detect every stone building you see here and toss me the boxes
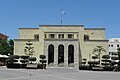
[14,25,108,69]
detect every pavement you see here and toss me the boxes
[0,66,120,80]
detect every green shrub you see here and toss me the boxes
[39,55,47,69]
[102,55,110,59]
[101,63,111,66]
[79,65,92,70]
[20,59,29,63]
[37,64,46,69]
[103,66,114,71]
[28,57,36,61]
[39,55,46,59]
[20,55,29,59]
[9,55,19,59]
[101,60,111,62]
[7,63,20,68]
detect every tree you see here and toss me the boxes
[111,52,119,66]
[39,55,47,69]
[0,39,14,55]
[92,46,106,64]
[88,55,99,67]
[81,58,87,65]
[101,55,111,66]
[117,48,120,66]
[28,57,36,64]
[8,39,14,55]
[24,41,35,57]
[20,55,29,68]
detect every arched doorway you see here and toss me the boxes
[58,44,64,64]
[48,44,54,65]
[68,45,74,64]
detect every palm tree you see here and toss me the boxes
[92,46,106,64]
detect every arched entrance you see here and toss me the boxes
[58,45,64,65]
[68,45,74,64]
[48,44,54,65]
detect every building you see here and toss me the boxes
[14,25,108,69]
[0,33,8,41]
[109,38,120,53]
[109,38,120,61]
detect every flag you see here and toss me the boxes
[61,9,66,14]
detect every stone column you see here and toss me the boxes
[44,43,48,66]
[64,43,68,67]
[74,42,79,69]
[54,44,58,67]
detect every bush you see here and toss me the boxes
[40,60,47,64]
[92,56,98,59]
[79,65,92,70]
[88,61,99,64]
[81,62,86,65]
[111,57,119,60]
[101,60,111,62]
[28,57,36,62]
[111,61,118,66]
[39,55,47,69]
[20,64,27,68]
[37,64,46,69]
[39,55,46,59]
[20,55,29,59]
[20,59,29,63]
[6,55,20,68]
[102,55,110,59]
[103,66,114,71]
[101,63,111,66]
[6,59,13,63]
[9,55,19,59]
[7,63,20,68]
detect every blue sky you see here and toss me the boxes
[0,0,120,39]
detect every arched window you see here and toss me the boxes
[68,45,74,64]
[48,44,54,64]
[84,35,89,40]
[58,44,64,64]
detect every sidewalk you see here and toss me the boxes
[0,66,120,80]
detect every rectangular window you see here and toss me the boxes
[84,35,89,41]
[44,34,47,38]
[34,34,39,40]
[58,34,64,39]
[111,45,113,47]
[49,34,55,38]
[117,44,119,47]
[68,34,74,39]
[114,39,119,42]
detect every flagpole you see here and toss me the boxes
[61,8,63,26]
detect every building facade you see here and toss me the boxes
[0,33,8,41]
[14,25,108,69]
[109,38,120,61]
[109,38,120,53]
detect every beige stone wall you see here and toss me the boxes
[19,28,39,39]
[14,40,42,62]
[84,29,106,40]
[82,41,109,62]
